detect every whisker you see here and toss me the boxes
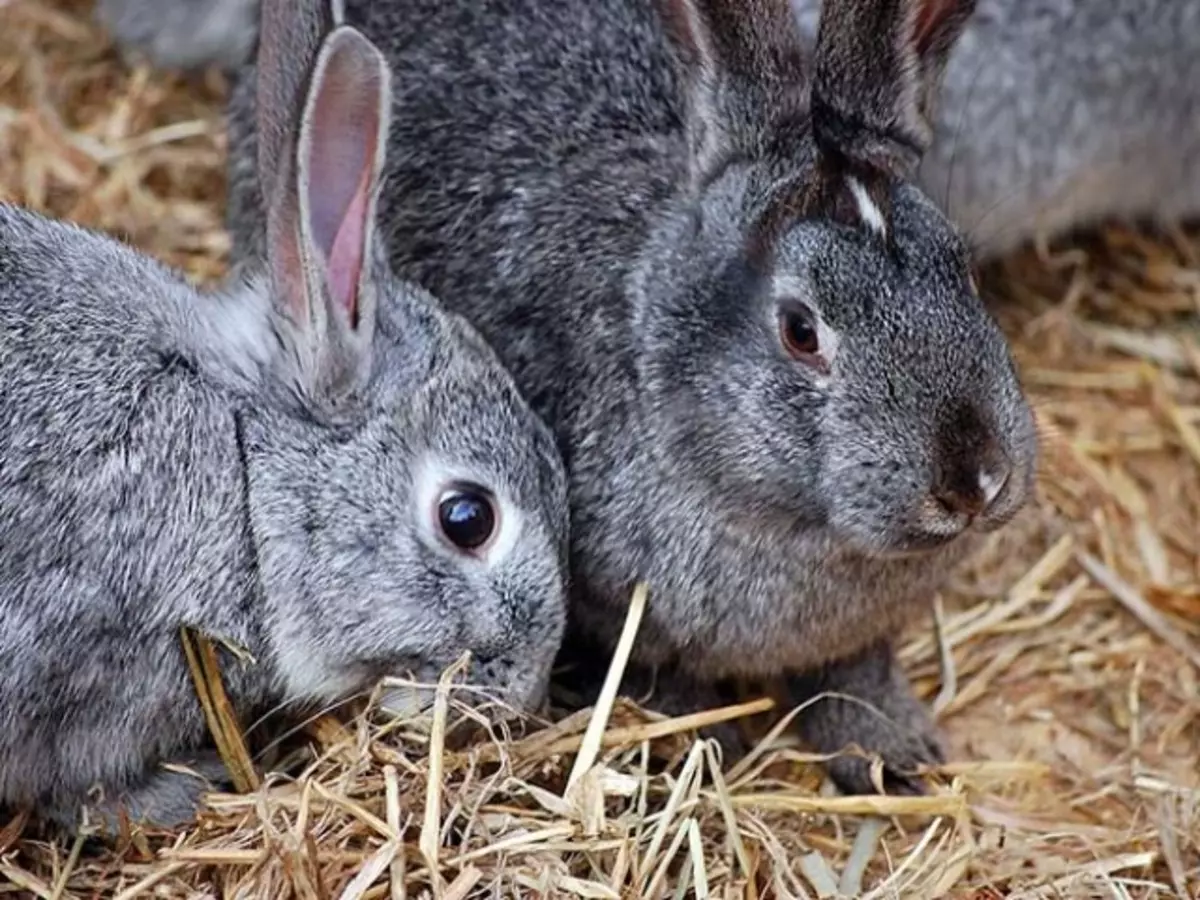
[963,183,1048,257]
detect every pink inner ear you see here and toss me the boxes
[325,163,372,329]
[301,35,384,333]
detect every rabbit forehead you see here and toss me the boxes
[773,190,974,331]
[367,287,566,522]
[399,366,566,525]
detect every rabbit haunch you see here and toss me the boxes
[0,12,567,833]
[223,0,1037,794]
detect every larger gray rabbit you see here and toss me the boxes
[0,3,568,832]
[220,0,1040,794]
[97,0,1200,255]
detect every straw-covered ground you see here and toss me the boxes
[1,1,1197,897]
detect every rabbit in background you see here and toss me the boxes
[789,0,1200,257]
[96,0,259,71]
[222,0,1038,794]
[0,0,568,833]
[95,0,1200,256]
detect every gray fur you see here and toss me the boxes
[795,0,1200,256]
[225,0,1037,794]
[0,9,568,833]
[96,0,259,71]
[105,0,1200,255]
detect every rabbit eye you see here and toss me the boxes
[437,485,498,553]
[778,302,822,362]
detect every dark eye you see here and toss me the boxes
[437,486,497,553]
[778,302,821,359]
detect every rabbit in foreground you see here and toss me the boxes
[224,0,1038,794]
[0,7,568,832]
[97,0,1200,257]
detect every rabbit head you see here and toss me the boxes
[242,1,568,717]
[634,0,1036,559]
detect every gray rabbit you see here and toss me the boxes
[96,0,1200,257]
[219,0,1039,794]
[0,3,568,833]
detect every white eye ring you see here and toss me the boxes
[414,458,523,566]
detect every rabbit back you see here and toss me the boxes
[112,0,1200,255]
[0,204,272,814]
[96,0,259,70]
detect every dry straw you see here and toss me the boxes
[1,1,1198,897]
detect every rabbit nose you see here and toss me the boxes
[932,464,1009,520]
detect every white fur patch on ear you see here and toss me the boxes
[414,457,524,567]
[846,176,888,236]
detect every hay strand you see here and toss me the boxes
[567,582,648,791]
[179,626,260,794]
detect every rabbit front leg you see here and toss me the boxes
[44,752,231,835]
[628,664,754,759]
[787,641,943,796]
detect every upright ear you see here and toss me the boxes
[657,0,809,183]
[255,0,334,203]
[810,0,975,178]
[263,25,392,400]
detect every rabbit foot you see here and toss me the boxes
[787,641,944,796]
[49,752,232,835]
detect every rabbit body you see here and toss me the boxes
[0,11,568,831]
[96,0,259,71]
[221,0,1039,793]
[0,204,273,827]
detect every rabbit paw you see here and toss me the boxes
[787,642,944,796]
[50,752,232,835]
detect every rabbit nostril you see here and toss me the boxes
[931,483,987,519]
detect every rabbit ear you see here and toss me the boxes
[810,0,975,179]
[255,0,334,201]
[657,0,809,182]
[263,24,392,398]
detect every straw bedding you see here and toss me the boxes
[0,1,1197,897]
